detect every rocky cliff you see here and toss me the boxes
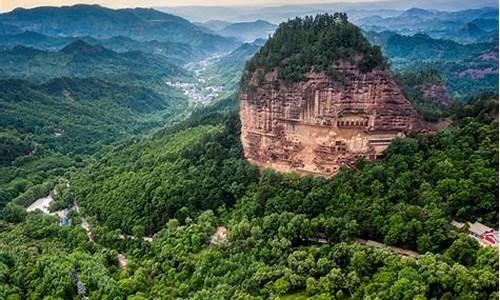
[240,65,421,176]
[240,14,423,176]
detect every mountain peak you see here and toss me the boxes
[11,45,44,55]
[242,13,385,82]
[402,8,435,18]
[240,13,421,176]
[0,5,238,53]
[61,40,110,55]
[254,20,274,25]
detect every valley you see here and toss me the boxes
[0,3,498,300]
[166,54,226,105]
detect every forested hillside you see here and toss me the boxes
[217,20,277,42]
[0,30,196,213]
[365,31,497,64]
[394,68,451,120]
[0,6,498,300]
[1,93,498,299]
[0,6,224,214]
[202,39,265,89]
[73,93,499,246]
[358,7,499,44]
[0,77,186,155]
[243,13,386,82]
[0,40,186,81]
[0,32,203,64]
[0,76,188,209]
[0,5,240,53]
[365,31,499,99]
[0,5,247,218]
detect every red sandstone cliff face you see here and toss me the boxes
[240,61,423,176]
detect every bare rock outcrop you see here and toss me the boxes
[240,61,423,176]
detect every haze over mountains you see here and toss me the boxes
[197,19,277,42]
[0,3,498,299]
[0,3,497,196]
[158,0,498,22]
[0,4,496,169]
[0,5,240,52]
[0,40,188,81]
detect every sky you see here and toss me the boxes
[1,0,369,12]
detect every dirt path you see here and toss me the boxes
[74,202,94,243]
[303,236,420,258]
[355,238,420,258]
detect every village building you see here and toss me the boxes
[467,222,499,247]
[450,220,465,229]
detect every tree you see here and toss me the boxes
[444,234,479,266]
[2,203,26,223]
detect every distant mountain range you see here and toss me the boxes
[0,3,497,99]
[194,20,232,32]
[365,31,498,62]
[0,76,187,157]
[0,5,240,54]
[157,0,498,23]
[357,7,499,43]
[0,40,187,81]
[196,19,277,42]
[0,31,204,64]
[204,38,266,89]
[364,30,498,97]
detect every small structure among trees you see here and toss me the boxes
[467,222,499,247]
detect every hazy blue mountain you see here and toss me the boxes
[0,5,240,54]
[459,23,487,39]
[0,21,21,35]
[194,19,276,42]
[469,18,499,32]
[195,20,232,32]
[0,40,187,81]
[215,39,264,73]
[364,30,499,98]
[399,7,435,18]
[204,38,265,89]
[157,1,497,23]
[218,20,277,42]
[0,5,147,38]
[82,36,201,64]
[366,32,497,61]
[0,32,202,64]
[156,5,245,22]
[357,7,499,43]
[0,31,73,50]
[443,7,499,22]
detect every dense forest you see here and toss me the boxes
[0,40,187,81]
[0,75,188,211]
[365,31,499,99]
[394,68,450,120]
[202,39,265,89]
[0,39,195,213]
[0,93,498,299]
[0,5,240,53]
[73,93,499,246]
[0,6,498,299]
[242,13,386,82]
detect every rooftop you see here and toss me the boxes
[468,222,494,235]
